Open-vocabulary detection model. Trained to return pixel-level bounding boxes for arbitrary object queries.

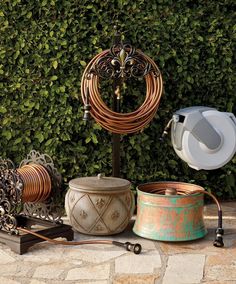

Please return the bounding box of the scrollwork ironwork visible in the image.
[0,158,23,233]
[0,214,18,234]
[88,42,160,80]
[23,202,63,223]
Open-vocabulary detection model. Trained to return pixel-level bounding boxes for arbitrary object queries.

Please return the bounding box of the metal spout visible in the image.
[83,86,91,121]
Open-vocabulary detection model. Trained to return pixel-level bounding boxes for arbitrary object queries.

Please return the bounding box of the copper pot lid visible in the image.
[69,173,130,191]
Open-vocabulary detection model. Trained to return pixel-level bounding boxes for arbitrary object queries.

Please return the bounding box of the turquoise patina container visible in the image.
[133,181,207,241]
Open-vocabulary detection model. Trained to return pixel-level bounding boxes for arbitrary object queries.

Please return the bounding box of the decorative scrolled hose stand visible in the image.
[81,38,163,177]
[0,150,141,254]
[81,46,163,134]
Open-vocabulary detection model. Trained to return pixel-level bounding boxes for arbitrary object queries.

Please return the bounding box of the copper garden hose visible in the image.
[81,49,163,134]
[17,164,52,203]
[17,226,142,254]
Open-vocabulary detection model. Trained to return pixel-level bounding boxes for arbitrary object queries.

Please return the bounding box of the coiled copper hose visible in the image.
[140,182,221,212]
[81,49,163,134]
[17,164,51,203]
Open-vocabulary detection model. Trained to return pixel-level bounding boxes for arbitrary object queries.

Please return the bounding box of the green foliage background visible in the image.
[0,0,235,199]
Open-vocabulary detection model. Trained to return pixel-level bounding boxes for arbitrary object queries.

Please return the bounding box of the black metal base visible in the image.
[0,216,74,254]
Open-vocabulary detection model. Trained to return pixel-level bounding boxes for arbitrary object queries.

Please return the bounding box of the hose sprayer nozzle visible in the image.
[159,118,173,142]
[213,228,224,247]
[112,241,142,254]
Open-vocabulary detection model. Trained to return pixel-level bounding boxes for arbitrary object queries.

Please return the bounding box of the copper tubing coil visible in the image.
[138,182,221,213]
[17,164,52,203]
[81,49,163,134]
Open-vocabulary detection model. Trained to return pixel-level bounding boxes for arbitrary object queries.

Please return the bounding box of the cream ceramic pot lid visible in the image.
[69,174,131,191]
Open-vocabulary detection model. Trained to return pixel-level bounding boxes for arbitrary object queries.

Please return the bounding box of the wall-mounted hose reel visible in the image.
[170,106,236,170]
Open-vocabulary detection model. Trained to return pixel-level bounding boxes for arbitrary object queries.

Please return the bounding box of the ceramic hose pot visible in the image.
[65,174,134,235]
[133,181,207,241]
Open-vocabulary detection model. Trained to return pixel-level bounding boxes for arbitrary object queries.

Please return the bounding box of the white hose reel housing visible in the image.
[171,106,236,170]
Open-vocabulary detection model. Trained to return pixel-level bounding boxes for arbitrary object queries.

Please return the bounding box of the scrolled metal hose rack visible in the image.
[0,150,73,254]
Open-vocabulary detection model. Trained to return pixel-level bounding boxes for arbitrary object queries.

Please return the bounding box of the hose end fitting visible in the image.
[159,118,173,142]
[83,86,91,122]
[213,228,224,248]
[112,241,142,254]
[159,130,168,142]
[83,105,91,121]
[125,242,142,254]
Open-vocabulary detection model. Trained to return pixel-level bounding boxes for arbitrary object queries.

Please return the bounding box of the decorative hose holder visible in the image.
[0,150,74,254]
[81,30,163,177]
[81,41,163,134]
[133,181,224,247]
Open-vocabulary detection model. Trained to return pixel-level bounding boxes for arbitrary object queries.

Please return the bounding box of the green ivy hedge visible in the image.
[0,0,235,199]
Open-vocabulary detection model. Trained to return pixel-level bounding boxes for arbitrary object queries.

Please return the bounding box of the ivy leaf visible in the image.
[80,60,86,67]
[0,106,7,113]
[85,137,91,143]
[2,130,12,140]
[35,132,44,143]
[52,60,58,69]
[45,138,53,146]
[91,133,98,144]
[14,137,22,145]
[50,75,58,81]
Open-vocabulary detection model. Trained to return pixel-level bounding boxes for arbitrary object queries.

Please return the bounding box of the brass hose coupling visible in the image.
[213,228,224,247]
[112,241,142,254]
[83,86,91,121]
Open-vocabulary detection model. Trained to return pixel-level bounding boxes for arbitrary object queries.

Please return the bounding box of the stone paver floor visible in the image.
[0,202,235,284]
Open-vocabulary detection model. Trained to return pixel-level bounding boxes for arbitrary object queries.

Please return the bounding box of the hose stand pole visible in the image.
[112,83,121,177]
[112,29,122,178]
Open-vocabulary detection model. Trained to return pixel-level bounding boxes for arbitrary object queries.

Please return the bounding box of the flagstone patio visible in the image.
[0,202,235,284]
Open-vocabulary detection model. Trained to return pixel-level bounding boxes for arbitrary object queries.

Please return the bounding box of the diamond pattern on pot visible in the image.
[102,195,130,232]
[89,194,112,213]
[69,193,100,232]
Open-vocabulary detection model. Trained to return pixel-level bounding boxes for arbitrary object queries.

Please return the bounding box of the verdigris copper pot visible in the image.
[133,181,207,241]
[65,174,134,235]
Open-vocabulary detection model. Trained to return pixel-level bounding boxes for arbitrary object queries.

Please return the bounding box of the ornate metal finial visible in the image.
[113,25,122,46]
